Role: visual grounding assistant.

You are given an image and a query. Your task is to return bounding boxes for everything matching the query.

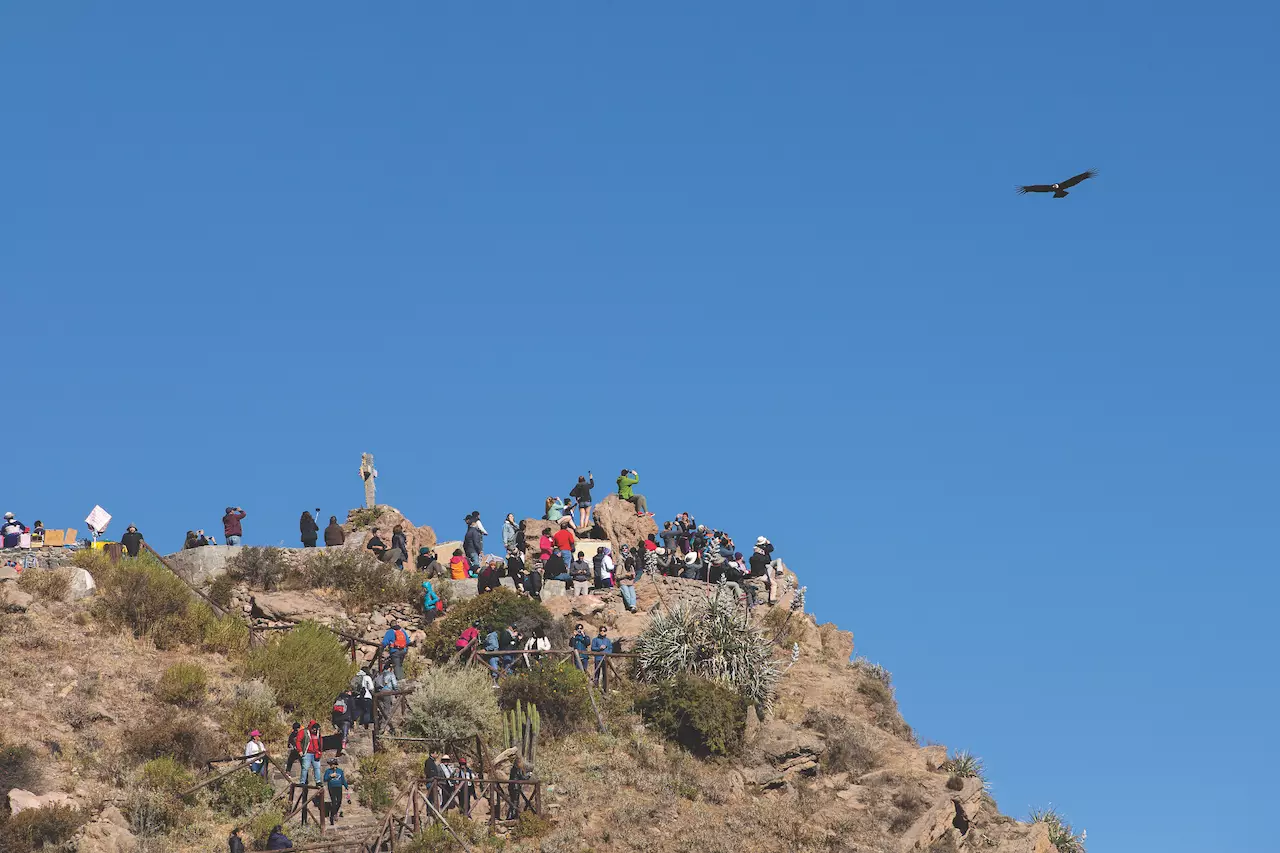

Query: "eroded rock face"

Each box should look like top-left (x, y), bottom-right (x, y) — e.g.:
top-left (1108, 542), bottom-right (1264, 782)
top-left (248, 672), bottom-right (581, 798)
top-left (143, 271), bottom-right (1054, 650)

top-left (898, 776), bottom-right (985, 852)
top-left (344, 505), bottom-right (437, 555)
top-left (1, 583), bottom-right (34, 611)
top-left (592, 496), bottom-right (659, 553)
top-left (77, 805), bottom-right (137, 853)
top-left (743, 720), bottom-right (826, 787)
top-left (8, 788), bottom-right (77, 814)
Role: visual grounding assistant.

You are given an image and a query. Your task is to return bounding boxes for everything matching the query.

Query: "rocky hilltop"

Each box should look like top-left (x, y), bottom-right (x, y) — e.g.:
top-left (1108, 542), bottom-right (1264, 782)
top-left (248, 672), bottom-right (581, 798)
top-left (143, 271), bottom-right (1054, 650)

top-left (0, 501), bottom-right (1073, 853)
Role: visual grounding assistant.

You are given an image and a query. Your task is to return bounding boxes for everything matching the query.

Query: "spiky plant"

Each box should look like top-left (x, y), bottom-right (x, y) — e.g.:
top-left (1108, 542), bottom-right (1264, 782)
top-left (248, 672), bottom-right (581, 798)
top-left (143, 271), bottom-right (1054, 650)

top-left (790, 586), bottom-right (806, 613)
top-left (634, 588), bottom-right (780, 710)
top-left (1028, 807), bottom-right (1086, 853)
top-left (942, 749), bottom-right (988, 791)
top-left (851, 656), bottom-right (893, 688)
top-left (502, 700), bottom-right (541, 764)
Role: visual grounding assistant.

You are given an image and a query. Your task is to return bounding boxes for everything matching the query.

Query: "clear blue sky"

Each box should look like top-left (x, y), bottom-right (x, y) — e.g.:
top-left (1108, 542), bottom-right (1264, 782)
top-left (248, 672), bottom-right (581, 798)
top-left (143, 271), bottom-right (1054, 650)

top-left (5, 4), bottom-right (1275, 850)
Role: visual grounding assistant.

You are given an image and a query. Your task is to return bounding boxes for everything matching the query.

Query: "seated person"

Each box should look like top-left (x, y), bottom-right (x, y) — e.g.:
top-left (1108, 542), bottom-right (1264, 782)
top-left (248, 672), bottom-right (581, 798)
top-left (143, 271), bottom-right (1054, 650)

top-left (365, 528), bottom-right (387, 558)
top-left (31, 520), bottom-right (45, 543)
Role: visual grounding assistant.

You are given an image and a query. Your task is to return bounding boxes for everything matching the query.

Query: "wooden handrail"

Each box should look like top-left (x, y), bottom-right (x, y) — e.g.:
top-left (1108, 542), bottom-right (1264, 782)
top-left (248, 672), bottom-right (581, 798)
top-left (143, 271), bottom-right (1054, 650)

top-left (142, 542), bottom-right (229, 617)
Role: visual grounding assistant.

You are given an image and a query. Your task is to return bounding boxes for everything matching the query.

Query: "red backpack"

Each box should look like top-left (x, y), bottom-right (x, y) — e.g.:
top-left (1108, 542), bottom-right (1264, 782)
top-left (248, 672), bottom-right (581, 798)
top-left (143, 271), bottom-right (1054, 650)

top-left (392, 628), bottom-right (407, 650)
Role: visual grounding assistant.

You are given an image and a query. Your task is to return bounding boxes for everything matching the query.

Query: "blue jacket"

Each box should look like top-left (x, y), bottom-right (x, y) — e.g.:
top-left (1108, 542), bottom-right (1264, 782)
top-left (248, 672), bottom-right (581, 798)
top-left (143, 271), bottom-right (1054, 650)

top-left (421, 581), bottom-right (439, 610)
top-left (323, 767), bottom-right (348, 790)
top-left (590, 636), bottom-right (613, 660)
top-left (464, 526), bottom-right (484, 556)
top-left (570, 633), bottom-right (590, 652)
top-left (382, 627), bottom-right (408, 649)
top-left (266, 830), bottom-right (293, 849)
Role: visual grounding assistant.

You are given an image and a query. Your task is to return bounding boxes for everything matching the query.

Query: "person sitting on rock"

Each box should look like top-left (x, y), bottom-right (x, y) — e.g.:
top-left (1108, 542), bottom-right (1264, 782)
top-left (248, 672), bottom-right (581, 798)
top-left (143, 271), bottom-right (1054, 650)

top-left (449, 549), bottom-right (471, 580)
top-left (545, 497), bottom-right (567, 524)
top-left (417, 548), bottom-right (443, 577)
top-left (569, 472), bottom-right (595, 529)
top-left (617, 469), bottom-right (650, 517)
top-left (477, 559), bottom-right (502, 595)
top-left (680, 550), bottom-right (703, 580)
top-left (121, 524), bottom-right (144, 558)
top-left (522, 563), bottom-right (543, 602)
top-left (366, 528), bottom-right (388, 558)
top-left (183, 530), bottom-right (201, 550)
top-left (543, 551), bottom-right (571, 590)
top-left (324, 515), bottom-right (346, 547)
top-left (506, 549), bottom-right (527, 589)
top-left (570, 552), bottom-right (592, 596)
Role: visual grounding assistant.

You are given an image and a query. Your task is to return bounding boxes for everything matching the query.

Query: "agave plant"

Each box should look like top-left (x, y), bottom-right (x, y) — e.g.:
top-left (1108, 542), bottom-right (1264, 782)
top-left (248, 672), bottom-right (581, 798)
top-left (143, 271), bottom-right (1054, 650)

top-left (942, 749), bottom-right (987, 788)
top-left (1028, 807), bottom-right (1086, 853)
top-left (634, 588), bottom-right (781, 709)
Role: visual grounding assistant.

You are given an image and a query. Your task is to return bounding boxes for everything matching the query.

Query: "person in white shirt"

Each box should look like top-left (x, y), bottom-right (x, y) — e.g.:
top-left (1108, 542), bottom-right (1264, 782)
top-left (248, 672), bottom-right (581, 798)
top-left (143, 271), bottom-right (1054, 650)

top-left (523, 628), bottom-right (551, 668)
top-left (358, 669), bottom-right (376, 729)
top-left (244, 730), bottom-right (267, 778)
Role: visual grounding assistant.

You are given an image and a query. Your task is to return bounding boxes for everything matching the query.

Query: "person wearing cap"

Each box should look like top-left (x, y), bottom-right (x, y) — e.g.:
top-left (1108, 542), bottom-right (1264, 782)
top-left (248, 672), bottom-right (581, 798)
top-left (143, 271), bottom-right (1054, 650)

top-left (117, 524), bottom-right (143, 558)
top-left (323, 758), bottom-right (349, 825)
top-left (2, 513), bottom-right (27, 549)
top-left (590, 626), bottom-right (613, 686)
top-left (749, 537), bottom-right (782, 605)
top-left (222, 506), bottom-right (246, 546)
top-left (244, 730), bottom-right (267, 778)
top-left (456, 756), bottom-right (478, 812)
top-left (227, 826), bottom-right (246, 853)
top-left (417, 547), bottom-right (443, 578)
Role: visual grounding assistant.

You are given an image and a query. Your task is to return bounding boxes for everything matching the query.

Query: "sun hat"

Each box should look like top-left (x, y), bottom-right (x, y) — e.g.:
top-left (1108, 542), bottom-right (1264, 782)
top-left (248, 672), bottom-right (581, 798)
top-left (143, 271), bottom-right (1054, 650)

top-left (250, 730), bottom-right (261, 737)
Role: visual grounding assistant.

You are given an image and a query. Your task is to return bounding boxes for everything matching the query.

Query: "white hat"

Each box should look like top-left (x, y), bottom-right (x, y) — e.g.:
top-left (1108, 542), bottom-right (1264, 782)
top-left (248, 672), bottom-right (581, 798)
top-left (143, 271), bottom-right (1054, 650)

top-left (683, 551), bottom-right (698, 565)
top-left (756, 536), bottom-right (768, 545)
top-left (3, 512), bottom-right (12, 519)
top-left (656, 547), bottom-right (666, 555)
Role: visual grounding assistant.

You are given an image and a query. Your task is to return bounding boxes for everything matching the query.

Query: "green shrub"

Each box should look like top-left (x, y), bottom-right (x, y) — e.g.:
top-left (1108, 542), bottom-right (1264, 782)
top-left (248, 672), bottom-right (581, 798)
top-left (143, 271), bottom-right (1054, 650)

top-left (124, 788), bottom-right (184, 837)
top-left (514, 810), bottom-right (553, 839)
top-left (301, 549), bottom-right (416, 611)
top-left (124, 714), bottom-right (227, 769)
top-left (403, 664), bottom-right (501, 747)
top-left (94, 554), bottom-right (192, 638)
top-left (634, 592), bottom-right (779, 710)
top-left (499, 660), bottom-right (590, 736)
top-left (208, 574), bottom-right (235, 610)
top-left (138, 756), bottom-right (194, 794)
top-left (855, 671), bottom-right (915, 742)
top-left (226, 547), bottom-right (290, 590)
top-left (244, 621), bottom-right (355, 721)
top-left (421, 587), bottom-right (553, 662)
top-left (191, 605), bottom-right (251, 656)
top-left (355, 753), bottom-right (395, 811)
top-left (1028, 807), bottom-right (1086, 853)
top-left (17, 567), bottom-right (71, 601)
top-left (156, 662), bottom-right (208, 706)
top-left (0, 805), bottom-right (86, 852)
top-left (348, 507), bottom-right (383, 528)
top-left (221, 680), bottom-right (288, 746)
top-left (213, 771), bottom-right (275, 817)
top-left (245, 807), bottom-right (286, 849)
top-left (70, 547), bottom-right (115, 578)
top-left (636, 673), bottom-right (747, 757)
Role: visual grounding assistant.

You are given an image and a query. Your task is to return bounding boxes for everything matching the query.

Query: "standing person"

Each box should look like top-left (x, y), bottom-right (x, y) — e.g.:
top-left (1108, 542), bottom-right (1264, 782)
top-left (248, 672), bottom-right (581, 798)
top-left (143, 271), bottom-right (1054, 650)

top-left (660, 521), bottom-right (678, 553)
top-left (390, 525), bottom-right (409, 570)
top-left (228, 827), bottom-right (246, 853)
top-left (523, 627), bottom-right (551, 666)
top-left (552, 521), bottom-right (576, 568)
top-left (570, 552), bottom-right (592, 597)
top-left (463, 518), bottom-right (485, 575)
top-left (323, 515), bottom-right (345, 547)
top-left (589, 626), bottom-right (613, 687)
top-left (570, 624), bottom-right (590, 671)
top-left (222, 506), bottom-right (247, 545)
top-left (299, 722), bottom-right (322, 787)
top-left (244, 730), bottom-right (268, 778)
top-left (641, 535), bottom-right (659, 580)
top-left (569, 472), bottom-right (595, 529)
top-left (615, 550), bottom-right (637, 613)
top-left (323, 759), bottom-right (349, 826)
top-left (749, 537), bottom-right (783, 605)
top-left (508, 755), bottom-right (532, 820)
top-left (598, 547), bottom-right (615, 589)
top-left (331, 691), bottom-right (354, 755)
top-left (375, 661), bottom-right (398, 734)
top-left (421, 579), bottom-right (442, 624)
top-left (537, 528), bottom-right (554, 566)
top-left (284, 721), bottom-right (302, 773)
top-left (300, 510), bottom-right (320, 548)
top-left (501, 514), bottom-right (518, 555)
top-left (120, 524), bottom-right (144, 558)
top-left (616, 469), bottom-right (649, 516)
top-left (456, 757), bottom-right (478, 814)
top-left (357, 668), bottom-right (376, 728)
top-left (382, 621), bottom-right (409, 680)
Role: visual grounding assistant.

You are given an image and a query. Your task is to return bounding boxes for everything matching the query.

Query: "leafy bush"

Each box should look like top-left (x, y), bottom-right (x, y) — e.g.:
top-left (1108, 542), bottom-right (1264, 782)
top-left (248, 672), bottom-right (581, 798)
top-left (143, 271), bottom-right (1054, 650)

top-left (802, 709), bottom-right (879, 775)
top-left (499, 660), bottom-right (591, 736)
top-left (156, 662), bottom-right (208, 706)
top-left (244, 621), bottom-right (355, 721)
top-left (761, 605), bottom-right (805, 648)
top-left (213, 771), bottom-right (275, 817)
top-left (226, 547), bottom-right (290, 590)
top-left (0, 805), bottom-right (86, 853)
top-left (348, 507), bottom-right (383, 528)
top-left (245, 807), bottom-right (286, 850)
top-left (421, 587), bottom-right (553, 662)
top-left (301, 549), bottom-right (415, 611)
top-left (222, 680), bottom-right (288, 745)
top-left (403, 664), bottom-right (501, 746)
top-left (1028, 807), bottom-right (1086, 853)
top-left (17, 567), bottom-right (71, 601)
top-left (94, 554), bottom-right (192, 638)
top-left (70, 547), bottom-right (115, 578)
top-left (138, 756), bottom-right (195, 794)
top-left (189, 605), bottom-right (251, 656)
top-left (355, 753), bottom-right (395, 811)
top-left (634, 592), bottom-right (779, 710)
top-left (636, 673), bottom-right (747, 757)
top-left (124, 714), bottom-right (227, 769)
top-left (514, 810), bottom-right (553, 840)
top-left (208, 574), bottom-right (235, 610)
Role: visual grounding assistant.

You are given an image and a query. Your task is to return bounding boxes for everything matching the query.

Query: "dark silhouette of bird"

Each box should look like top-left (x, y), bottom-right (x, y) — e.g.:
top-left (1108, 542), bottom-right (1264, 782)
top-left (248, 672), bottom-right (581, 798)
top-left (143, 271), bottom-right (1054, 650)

top-left (1016, 169), bottom-right (1098, 198)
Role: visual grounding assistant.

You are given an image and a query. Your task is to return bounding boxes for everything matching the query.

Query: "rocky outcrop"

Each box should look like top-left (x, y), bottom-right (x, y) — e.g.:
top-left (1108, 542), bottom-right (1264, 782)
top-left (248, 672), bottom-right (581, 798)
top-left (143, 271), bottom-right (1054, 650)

top-left (897, 777), bottom-right (987, 852)
top-left (164, 545), bottom-right (244, 586)
top-left (8, 788), bottom-right (77, 814)
top-left (743, 720), bottom-right (826, 788)
top-left (76, 806), bottom-right (137, 853)
top-left (1, 582), bottom-right (33, 611)
top-left (344, 505), bottom-right (436, 555)
top-left (592, 495), bottom-right (659, 552)
top-left (68, 567), bottom-right (97, 600)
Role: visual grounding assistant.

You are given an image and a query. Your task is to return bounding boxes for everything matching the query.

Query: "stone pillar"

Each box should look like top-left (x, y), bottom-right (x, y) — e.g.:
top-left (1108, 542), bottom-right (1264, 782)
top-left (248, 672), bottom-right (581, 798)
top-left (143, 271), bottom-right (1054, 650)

top-left (360, 453), bottom-right (378, 509)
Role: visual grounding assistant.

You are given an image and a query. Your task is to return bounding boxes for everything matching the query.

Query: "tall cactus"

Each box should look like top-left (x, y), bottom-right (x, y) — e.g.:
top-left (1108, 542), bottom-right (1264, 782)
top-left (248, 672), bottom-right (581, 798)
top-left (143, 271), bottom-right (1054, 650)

top-left (502, 700), bottom-right (541, 764)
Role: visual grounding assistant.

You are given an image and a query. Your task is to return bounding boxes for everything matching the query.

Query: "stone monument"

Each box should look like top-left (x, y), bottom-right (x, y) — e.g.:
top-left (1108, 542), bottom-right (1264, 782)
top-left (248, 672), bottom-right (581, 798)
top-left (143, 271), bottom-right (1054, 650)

top-left (360, 452), bottom-right (378, 509)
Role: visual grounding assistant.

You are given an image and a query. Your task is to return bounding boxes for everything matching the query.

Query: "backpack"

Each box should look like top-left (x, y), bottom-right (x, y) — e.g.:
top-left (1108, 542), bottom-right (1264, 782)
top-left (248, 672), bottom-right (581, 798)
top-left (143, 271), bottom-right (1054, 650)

top-left (392, 628), bottom-right (407, 649)
top-left (350, 673), bottom-right (364, 693)
top-left (484, 631), bottom-right (500, 652)
top-left (333, 697), bottom-right (348, 715)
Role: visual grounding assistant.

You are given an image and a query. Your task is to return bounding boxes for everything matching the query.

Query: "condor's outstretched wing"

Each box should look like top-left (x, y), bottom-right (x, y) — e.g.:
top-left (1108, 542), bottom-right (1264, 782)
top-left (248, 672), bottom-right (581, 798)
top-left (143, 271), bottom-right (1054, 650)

top-left (1059, 169), bottom-right (1097, 189)
top-left (1016, 184), bottom-right (1054, 194)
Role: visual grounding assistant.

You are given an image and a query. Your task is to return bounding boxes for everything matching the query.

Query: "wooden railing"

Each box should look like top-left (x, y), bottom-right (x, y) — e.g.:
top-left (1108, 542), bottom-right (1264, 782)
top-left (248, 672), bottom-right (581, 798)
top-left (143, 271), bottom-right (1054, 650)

top-left (466, 648), bottom-right (637, 693)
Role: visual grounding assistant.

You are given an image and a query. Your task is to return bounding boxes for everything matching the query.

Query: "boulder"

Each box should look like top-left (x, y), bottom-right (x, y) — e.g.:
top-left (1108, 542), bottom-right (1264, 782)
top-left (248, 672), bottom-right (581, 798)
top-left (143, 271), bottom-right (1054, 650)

top-left (8, 788), bottom-right (77, 814)
top-left (0, 565), bottom-right (19, 581)
top-left (164, 545), bottom-right (242, 586)
top-left (344, 505), bottom-right (437, 556)
top-left (77, 805), bottom-right (137, 853)
top-left (743, 720), bottom-right (826, 786)
top-left (2, 585), bottom-right (34, 612)
top-left (592, 495), bottom-right (659, 553)
top-left (68, 567), bottom-right (97, 600)
top-left (897, 777), bottom-right (986, 852)
top-left (251, 590), bottom-right (340, 623)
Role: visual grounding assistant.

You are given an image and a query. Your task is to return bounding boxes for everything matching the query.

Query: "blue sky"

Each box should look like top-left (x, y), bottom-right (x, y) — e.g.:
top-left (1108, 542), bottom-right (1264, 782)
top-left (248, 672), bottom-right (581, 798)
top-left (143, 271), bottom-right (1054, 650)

top-left (4, 4), bottom-right (1276, 850)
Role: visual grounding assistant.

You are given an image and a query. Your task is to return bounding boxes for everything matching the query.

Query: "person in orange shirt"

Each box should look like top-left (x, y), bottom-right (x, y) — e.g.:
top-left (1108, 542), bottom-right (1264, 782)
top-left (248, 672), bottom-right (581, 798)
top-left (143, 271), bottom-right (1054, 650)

top-left (449, 548), bottom-right (471, 579)
top-left (552, 521), bottom-right (576, 567)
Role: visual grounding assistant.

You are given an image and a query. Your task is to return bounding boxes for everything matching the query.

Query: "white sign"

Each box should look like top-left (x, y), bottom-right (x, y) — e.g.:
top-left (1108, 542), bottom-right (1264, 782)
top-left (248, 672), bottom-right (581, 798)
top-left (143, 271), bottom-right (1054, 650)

top-left (85, 505), bottom-right (112, 536)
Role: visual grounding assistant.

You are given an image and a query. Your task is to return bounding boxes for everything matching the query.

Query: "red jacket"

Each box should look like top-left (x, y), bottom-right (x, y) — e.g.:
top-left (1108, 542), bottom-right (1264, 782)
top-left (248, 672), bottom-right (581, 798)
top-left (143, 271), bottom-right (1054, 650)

top-left (223, 510), bottom-right (246, 538)
top-left (300, 728), bottom-right (322, 758)
top-left (552, 529), bottom-right (575, 552)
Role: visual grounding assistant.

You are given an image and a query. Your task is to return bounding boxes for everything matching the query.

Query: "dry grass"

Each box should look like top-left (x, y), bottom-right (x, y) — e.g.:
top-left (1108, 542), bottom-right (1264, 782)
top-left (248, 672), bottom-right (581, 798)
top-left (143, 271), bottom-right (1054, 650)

top-left (17, 567), bottom-right (72, 601)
